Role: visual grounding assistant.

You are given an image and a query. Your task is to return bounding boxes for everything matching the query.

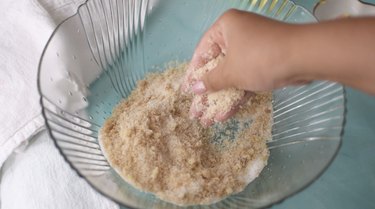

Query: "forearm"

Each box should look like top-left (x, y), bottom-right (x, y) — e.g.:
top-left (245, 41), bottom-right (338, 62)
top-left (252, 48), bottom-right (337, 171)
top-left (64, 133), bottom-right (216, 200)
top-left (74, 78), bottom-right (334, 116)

top-left (290, 17), bottom-right (375, 94)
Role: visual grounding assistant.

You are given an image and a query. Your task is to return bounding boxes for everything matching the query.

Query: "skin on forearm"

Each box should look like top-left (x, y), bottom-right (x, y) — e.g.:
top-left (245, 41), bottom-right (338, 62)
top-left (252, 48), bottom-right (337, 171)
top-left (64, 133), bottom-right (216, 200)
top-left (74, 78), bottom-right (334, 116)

top-left (289, 17), bottom-right (375, 94)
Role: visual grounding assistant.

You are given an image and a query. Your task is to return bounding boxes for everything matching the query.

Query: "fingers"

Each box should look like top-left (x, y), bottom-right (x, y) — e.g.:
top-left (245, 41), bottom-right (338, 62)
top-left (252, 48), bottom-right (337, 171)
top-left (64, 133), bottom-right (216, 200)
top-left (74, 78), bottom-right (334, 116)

top-left (189, 43), bottom-right (222, 71)
top-left (181, 43), bottom-right (222, 93)
top-left (199, 57), bottom-right (233, 93)
top-left (213, 91), bottom-right (253, 122)
top-left (190, 18), bottom-right (226, 70)
top-left (214, 106), bottom-right (239, 122)
top-left (194, 91), bottom-right (252, 126)
top-left (182, 43), bottom-right (222, 93)
top-left (191, 81), bottom-right (206, 94)
top-left (189, 95), bottom-right (206, 119)
top-left (182, 19), bottom-right (224, 93)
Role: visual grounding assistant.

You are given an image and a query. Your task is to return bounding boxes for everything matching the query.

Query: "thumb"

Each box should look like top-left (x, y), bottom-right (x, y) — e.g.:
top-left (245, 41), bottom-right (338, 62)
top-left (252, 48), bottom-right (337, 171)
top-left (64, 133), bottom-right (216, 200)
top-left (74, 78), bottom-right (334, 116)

top-left (192, 59), bottom-right (233, 94)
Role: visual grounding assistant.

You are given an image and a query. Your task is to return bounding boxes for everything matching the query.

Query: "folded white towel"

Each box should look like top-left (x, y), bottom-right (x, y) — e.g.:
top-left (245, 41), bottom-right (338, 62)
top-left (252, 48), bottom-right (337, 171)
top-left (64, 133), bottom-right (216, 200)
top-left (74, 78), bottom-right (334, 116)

top-left (0, 0), bottom-right (51, 166)
top-left (0, 0), bottom-right (86, 166)
top-left (1, 131), bottom-right (119, 209)
top-left (0, 0), bottom-right (119, 208)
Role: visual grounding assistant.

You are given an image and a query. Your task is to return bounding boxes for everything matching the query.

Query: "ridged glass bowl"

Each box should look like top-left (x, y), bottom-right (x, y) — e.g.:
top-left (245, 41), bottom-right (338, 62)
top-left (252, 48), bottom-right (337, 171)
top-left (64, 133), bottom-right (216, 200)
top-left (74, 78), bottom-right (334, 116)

top-left (38, 0), bottom-right (345, 208)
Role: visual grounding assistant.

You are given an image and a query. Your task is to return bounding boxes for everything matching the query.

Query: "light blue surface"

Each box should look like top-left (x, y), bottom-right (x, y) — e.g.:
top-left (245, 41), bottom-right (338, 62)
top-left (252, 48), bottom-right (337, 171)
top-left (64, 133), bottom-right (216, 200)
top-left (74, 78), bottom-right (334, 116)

top-left (120, 1), bottom-right (375, 208)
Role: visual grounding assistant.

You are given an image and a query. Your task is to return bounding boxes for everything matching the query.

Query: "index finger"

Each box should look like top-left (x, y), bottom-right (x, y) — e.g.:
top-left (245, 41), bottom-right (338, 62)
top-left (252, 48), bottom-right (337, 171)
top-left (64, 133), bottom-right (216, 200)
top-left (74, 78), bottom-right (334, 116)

top-left (182, 21), bottom-right (225, 92)
top-left (189, 20), bottom-right (225, 70)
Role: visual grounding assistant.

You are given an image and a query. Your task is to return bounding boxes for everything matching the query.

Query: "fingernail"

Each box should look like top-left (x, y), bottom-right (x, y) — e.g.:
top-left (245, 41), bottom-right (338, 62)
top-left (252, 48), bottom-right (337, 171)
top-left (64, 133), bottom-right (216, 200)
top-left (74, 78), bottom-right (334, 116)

top-left (192, 81), bottom-right (206, 94)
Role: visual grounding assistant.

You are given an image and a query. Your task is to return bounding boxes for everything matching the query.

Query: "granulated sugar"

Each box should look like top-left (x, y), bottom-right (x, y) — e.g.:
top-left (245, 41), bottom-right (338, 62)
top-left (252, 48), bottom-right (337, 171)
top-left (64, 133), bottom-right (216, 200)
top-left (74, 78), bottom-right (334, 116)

top-left (100, 63), bottom-right (272, 206)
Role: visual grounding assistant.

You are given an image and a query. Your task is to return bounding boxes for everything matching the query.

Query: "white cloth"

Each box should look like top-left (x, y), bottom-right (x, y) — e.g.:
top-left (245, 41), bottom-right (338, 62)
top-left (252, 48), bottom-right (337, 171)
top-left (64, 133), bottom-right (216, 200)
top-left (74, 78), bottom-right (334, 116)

top-left (0, 0), bottom-right (87, 166)
top-left (1, 131), bottom-right (119, 209)
top-left (0, 0), bottom-right (119, 208)
top-left (0, 0), bottom-right (50, 166)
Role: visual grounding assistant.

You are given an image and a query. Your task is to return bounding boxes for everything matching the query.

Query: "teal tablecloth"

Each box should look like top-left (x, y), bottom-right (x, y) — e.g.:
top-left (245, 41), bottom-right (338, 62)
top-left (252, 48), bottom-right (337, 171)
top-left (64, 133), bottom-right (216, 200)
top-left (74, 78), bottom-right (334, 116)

top-left (121, 1), bottom-right (375, 208)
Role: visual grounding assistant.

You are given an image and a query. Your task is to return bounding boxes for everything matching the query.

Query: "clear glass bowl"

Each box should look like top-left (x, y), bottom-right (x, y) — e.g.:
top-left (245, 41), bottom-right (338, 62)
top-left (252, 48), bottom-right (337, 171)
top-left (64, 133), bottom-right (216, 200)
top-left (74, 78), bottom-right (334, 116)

top-left (38, 0), bottom-right (345, 208)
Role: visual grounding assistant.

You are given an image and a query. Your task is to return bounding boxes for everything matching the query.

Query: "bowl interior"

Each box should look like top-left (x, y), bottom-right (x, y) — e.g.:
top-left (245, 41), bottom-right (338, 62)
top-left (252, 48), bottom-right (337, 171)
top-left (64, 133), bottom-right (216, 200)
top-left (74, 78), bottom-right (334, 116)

top-left (38, 0), bottom-right (344, 208)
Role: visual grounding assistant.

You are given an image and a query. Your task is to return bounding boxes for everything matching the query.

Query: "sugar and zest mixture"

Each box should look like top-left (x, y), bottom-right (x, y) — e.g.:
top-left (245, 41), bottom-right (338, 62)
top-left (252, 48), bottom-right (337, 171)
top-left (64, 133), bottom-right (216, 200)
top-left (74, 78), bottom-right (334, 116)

top-left (100, 63), bottom-right (272, 206)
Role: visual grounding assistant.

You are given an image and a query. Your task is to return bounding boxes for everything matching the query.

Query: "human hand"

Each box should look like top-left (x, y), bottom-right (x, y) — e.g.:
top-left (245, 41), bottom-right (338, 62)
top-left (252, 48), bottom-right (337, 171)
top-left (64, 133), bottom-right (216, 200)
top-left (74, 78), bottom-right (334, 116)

top-left (182, 9), bottom-right (299, 125)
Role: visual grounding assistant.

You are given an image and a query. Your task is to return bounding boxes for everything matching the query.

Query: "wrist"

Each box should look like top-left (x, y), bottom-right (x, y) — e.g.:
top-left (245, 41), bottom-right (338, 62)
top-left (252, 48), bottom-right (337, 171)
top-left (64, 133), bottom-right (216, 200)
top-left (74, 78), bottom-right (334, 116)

top-left (284, 24), bottom-right (318, 84)
top-left (277, 24), bottom-right (309, 86)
